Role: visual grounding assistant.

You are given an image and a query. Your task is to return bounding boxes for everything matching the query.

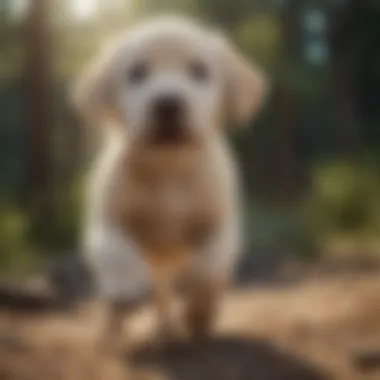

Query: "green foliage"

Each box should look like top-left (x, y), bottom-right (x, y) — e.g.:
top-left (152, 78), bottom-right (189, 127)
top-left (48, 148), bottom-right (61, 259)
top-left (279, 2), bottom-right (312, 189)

top-left (0, 174), bottom-right (85, 274)
top-left (34, 174), bottom-right (85, 253)
top-left (51, 175), bottom-right (84, 249)
top-left (244, 201), bottom-right (316, 260)
top-left (0, 203), bottom-right (36, 274)
top-left (236, 14), bottom-right (281, 65)
top-left (305, 159), bottom-right (380, 255)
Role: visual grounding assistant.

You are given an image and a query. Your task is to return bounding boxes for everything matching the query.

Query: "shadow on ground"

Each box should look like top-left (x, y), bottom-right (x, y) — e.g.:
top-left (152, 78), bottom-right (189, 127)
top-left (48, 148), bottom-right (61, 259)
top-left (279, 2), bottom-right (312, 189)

top-left (132, 337), bottom-right (328, 380)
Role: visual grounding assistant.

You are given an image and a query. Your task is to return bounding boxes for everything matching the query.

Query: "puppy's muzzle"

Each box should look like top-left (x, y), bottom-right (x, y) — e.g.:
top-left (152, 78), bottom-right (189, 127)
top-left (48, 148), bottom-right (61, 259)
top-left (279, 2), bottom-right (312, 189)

top-left (150, 94), bottom-right (189, 145)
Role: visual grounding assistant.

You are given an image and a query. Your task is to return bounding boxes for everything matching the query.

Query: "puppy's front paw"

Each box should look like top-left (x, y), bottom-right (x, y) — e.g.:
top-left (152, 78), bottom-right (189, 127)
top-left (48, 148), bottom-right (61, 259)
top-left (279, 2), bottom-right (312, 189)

top-left (185, 306), bottom-right (213, 341)
top-left (184, 280), bottom-right (220, 341)
top-left (154, 320), bottom-right (178, 347)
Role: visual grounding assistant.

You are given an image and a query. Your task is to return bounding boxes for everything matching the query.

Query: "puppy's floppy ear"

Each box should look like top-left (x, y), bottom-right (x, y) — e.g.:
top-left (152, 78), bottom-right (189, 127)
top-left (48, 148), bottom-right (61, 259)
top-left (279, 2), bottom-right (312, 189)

top-left (216, 34), bottom-right (269, 126)
top-left (72, 39), bottom-right (121, 124)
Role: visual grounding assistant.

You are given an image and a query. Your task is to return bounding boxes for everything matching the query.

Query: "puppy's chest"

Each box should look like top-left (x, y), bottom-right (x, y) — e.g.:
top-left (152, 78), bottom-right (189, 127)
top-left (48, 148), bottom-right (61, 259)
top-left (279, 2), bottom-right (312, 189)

top-left (113, 156), bottom-right (221, 250)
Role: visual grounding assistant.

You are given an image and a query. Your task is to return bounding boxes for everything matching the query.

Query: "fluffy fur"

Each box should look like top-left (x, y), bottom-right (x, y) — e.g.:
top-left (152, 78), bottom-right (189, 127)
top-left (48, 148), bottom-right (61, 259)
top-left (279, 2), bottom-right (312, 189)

top-left (73, 15), bottom-right (267, 347)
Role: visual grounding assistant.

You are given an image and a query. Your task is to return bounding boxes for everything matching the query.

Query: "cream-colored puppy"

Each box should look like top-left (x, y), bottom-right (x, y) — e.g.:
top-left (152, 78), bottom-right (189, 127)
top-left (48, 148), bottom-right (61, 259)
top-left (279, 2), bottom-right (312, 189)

top-left (73, 15), bottom-right (267, 349)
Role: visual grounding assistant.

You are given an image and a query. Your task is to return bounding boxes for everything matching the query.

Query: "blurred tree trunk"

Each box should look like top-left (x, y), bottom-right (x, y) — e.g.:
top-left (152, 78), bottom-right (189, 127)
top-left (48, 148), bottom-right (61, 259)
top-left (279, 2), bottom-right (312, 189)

top-left (0, 2), bottom-right (8, 19)
top-left (23, 0), bottom-right (53, 236)
top-left (274, 83), bottom-right (298, 200)
top-left (275, 0), bottom-right (300, 200)
top-left (329, 0), bottom-right (361, 156)
top-left (282, 0), bottom-right (301, 57)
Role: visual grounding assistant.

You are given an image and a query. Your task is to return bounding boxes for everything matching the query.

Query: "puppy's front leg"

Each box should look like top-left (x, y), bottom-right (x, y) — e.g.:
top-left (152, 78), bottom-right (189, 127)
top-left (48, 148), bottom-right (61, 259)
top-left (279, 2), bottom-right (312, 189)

top-left (99, 299), bottom-right (135, 356)
top-left (85, 226), bottom-right (151, 355)
top-left (148, 262), bottom-right (177, 343)
top-left (185, 224), bottom-right (240, 340)
top-left (153, 280), bottom-right (175, 342)
top-left (184, 277), bottom-right (221, 340)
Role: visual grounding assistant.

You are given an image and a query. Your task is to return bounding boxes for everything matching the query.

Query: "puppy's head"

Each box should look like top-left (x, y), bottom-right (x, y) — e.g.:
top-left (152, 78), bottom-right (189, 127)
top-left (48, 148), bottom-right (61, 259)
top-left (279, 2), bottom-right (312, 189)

top-left (73, 16), bottom-right (268, 146)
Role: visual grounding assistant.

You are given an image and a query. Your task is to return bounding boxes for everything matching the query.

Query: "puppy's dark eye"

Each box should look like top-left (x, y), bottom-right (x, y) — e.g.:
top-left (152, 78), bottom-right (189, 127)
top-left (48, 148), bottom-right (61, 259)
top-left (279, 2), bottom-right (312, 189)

top-left (188, 60), bottom-right (210, 82)
top-left (128, 62), bottom-right (149, 84)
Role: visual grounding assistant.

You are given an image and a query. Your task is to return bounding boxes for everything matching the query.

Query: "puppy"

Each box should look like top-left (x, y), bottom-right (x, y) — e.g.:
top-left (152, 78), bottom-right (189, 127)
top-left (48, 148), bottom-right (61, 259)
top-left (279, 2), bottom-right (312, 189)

top-left (73, 15), bottom-right (267, 351)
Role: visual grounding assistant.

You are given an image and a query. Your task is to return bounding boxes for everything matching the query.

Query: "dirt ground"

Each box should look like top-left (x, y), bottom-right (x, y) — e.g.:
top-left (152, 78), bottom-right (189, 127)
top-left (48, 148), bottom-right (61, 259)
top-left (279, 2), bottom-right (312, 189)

top-left (2, 275), bottom-right (380, 380)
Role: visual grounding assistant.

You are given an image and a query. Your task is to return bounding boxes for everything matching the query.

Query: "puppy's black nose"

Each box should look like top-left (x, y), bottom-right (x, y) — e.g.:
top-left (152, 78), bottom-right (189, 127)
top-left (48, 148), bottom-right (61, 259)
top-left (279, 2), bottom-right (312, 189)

top-left (150, 94), bottom-right (188, 144)
top-left (152, 95), bottom-right (183, 122)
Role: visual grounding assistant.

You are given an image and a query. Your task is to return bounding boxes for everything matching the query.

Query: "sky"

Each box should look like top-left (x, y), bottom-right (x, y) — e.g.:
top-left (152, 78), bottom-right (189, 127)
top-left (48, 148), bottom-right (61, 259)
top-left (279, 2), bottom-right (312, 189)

top-left (71, 0), bottom-right (98, 20)
top-left (9, 0), bottom-right (98, 20)
top-left (7, 0), bottom-right (131, 22)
